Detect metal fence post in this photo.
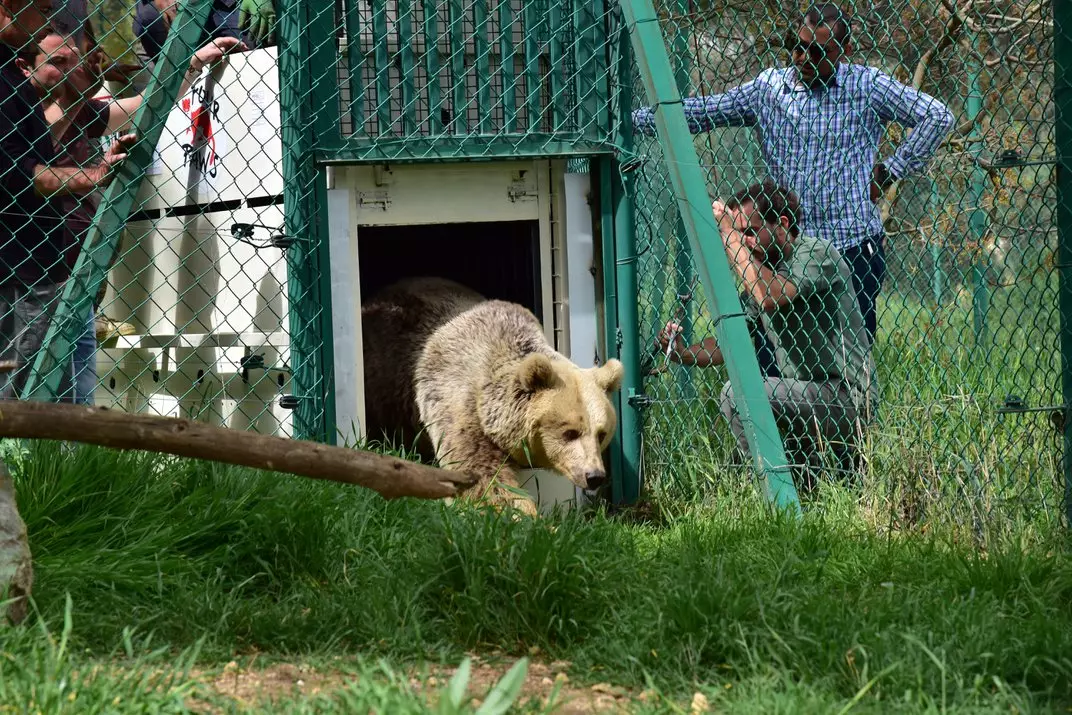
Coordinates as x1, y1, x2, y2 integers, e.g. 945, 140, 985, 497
967, 32, 990, 345
21, 0, 215, 402
278, 0, 334, 442
611, 27, 642, 504
1055, 0, 1072, 527
599, 156, 628, 504
670, 0, 696, 404
618, 0, 800, 514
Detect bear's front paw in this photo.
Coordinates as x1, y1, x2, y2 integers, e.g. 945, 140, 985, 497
510, 496, 539, 518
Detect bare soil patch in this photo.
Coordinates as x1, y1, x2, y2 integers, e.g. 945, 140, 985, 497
187, 653, 660, 713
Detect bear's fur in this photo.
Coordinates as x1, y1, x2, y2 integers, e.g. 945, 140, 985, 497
361, 277, 624, 515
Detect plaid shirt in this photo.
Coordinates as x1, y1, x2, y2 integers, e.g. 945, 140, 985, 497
631, 63, 955, 251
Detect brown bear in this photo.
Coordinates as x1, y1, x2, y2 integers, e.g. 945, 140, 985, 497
360, 277, 624, 515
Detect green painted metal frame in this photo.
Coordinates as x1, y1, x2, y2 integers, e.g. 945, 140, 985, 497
609, 21, 642, 505
618, 0, 800, 513
1055, 0, 1072, 527
599, 156, 627, 503
668, 0, 697, 404
279, 0, 337, 442
315, 136, 614, 165
966, 32, 990, 345
22, 0, 216, 401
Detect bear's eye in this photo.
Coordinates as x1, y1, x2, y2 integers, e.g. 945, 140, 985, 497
597, 430, 607, 443
563, 429, 581, 441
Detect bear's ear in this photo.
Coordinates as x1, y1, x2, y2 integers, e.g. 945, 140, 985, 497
593, 359, 624, 393
518, 353, 555, 393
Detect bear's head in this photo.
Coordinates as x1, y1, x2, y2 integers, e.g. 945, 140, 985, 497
481, 353, 624, 491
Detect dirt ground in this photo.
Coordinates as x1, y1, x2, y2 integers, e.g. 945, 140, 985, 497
187, 652, 695, 713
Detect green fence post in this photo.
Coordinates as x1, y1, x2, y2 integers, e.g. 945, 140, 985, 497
22, 0, 215, 402
279, 0, 334, 441
967, 32, 990, 344
611, 26, 642, 505
1055, 0, 1072, 527
312, 0, 340, 444
599, 156, 627, 503
670, 0, 696, 403
618, 0, 800, 514
930, 178, 945, 307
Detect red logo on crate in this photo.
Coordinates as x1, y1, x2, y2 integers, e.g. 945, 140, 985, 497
180, 86, 222, 179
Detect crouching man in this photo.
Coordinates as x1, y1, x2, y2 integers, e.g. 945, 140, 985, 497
658, 179, 877, 491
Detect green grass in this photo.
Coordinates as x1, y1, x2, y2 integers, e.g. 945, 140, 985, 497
0, 440, 1069, 711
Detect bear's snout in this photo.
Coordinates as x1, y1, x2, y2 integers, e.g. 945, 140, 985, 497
583, 470, 607, 490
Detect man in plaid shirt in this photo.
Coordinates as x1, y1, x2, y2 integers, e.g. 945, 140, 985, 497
632, 3, 954, 357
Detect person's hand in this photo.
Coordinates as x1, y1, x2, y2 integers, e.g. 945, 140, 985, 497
88, 133, 137, 188
870, 163, 892, 203
154, 0, 178, 29
656, 321, 687, 357
714, 199, 749, 260
711, 199, 730, 226
239, 0, 276, 45
101, 61, 142, 85
189, 37, 247, 74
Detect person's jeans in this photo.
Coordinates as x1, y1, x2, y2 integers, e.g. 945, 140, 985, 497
719, 376, 868, 492
839, 235, 887, 344
0, 281, 65, 401
133, 0, 250, 65
70, 311, 96, 405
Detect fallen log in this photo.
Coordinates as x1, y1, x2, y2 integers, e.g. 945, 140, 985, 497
0, 401, 476, 500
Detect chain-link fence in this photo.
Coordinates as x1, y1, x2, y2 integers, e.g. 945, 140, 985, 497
2, 0, 1068, 534
626, 0, 1068, 536
0, 0, 336, 440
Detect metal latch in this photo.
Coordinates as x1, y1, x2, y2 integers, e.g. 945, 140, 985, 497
508, 179, 537, 202
628, 392, 654, 410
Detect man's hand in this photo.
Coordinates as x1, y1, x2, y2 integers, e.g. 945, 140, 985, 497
33, 133, 136, 197
870, 163, 892, 203
656, 321, 687, 358
714, 199, 750, 262
87, 133, 137, 188
101, 62, 142, 86
712, 199, 734, 230
154, 0, 178, 29
189, 37, 247, 74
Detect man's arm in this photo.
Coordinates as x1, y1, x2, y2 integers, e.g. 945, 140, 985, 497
104, 37, 245, 135
657, 322, 725, 368
675, 337, 724, 367
33, 164, 105, 197
870, 70, 956, 183
631, 78, 762, 136
33, 133, 136, 197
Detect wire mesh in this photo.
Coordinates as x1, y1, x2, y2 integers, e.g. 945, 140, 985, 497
625, 0, 1066, 536
0, 0, 324, 439
330, 0, 619, 162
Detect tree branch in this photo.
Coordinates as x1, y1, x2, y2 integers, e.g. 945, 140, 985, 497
881, 2, 969, 222
0, 401, 478, 501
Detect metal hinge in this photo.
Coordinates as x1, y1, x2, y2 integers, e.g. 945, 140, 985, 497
358, 190, 391, 211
